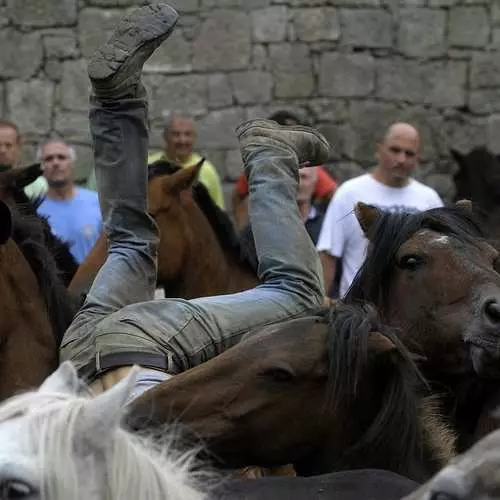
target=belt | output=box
[78,351,171,382]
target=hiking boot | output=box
[236,119,330,167]
[87,3,179,98]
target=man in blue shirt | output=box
[37,139,102,264]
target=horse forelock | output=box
[0,387,207,500]
[345,206,485,310]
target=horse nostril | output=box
[484,300,500,324]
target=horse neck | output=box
[0,243,57,400]
[169,210,258,299]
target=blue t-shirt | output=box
[37,188,102,264]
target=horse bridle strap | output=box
[78,351,172,382]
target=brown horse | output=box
[346,201,500,451]
[451,147,500,242]
[0,199,78,400]
[0,164,79,286]
[128,303,455,482]
[69,160,258,298]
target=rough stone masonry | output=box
[1,0,500,205]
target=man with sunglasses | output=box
[37,139,102,264]
[317,122,443,298]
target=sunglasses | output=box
[43,154,68,162]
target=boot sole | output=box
[88,3,179,82]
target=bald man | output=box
[317,122,443,298]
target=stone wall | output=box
[2,0,500,205]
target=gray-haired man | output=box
[59,3,329,400]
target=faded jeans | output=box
[59,87,324,381]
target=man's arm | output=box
[319,251,336,297]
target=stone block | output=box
[229,71,272,104]
[376,60,466,107]
[428,0,459,5]
[269,44,314,98]
[6,79,54,136]
[54,111,91,142]
[448,7,490,48]
[307,99,349,122]
[252,6,288,42]
[223,149,244,181]
[0,6,8,28]
[86,0,148,5]
[334,0,380,5]
[425,173,455,204]
[208,74,233,109]
[43,35,79,59]
[144,31,192,73]
[397,8,446,57]
[319,53,375,97]
[251,44,268,70]
[152,75,208,119]
[60,59,91,112]
[78,8,126,59]
[434,114,487,156]
[193,10,251,71]
[0,29,42,79]
[166,0,200,12]
[493,0,500,24]
[0,83,4,118]
[72,144,95,182]
[340,9,392,48]
[197,108,245,149]
[470,53,500,88]
[468,89,500,114]
[293,8,340,42]
[44,59,63,81]
[202,0,271,8]
[8,0,77,27]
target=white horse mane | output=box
[0,363,206,500]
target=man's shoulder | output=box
[332,174,372,200]
[408,179,442,202]
[76,187,99,203]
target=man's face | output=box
[165,117,195,162]
[297,167,317,203]
[0,126,21,168]
[42,141,73,187]
[376,131,420,183]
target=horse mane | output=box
[316,303,454,480]
[149,160,257,273]
[9,204,79,345]
[345,206,485,310]
[0,387,206,500]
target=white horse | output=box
[404,425,500,500]
[0,362,206,500]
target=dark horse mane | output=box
[9,203,79,345]
[149,160,257,273]
[345,206,485,310]
[310,303,451,480]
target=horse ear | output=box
[455,199,472,213]
[38,361,80,394]
[78,366,139,447]
[0,200,12,245]
[368,331,397,354]
[450,149,465,167]
[355,202,380,237]
[164,158,205,195]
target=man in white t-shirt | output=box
[317,122,443,298]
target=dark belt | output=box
[78,351,171,382]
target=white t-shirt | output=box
[316,174,444,297]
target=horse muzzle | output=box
[470,344,500,378]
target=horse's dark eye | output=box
[429,491,461,500]
[398,254,425,271]
[0,480,34,499]
[261,367,295,383]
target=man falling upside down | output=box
[60,3,330,401]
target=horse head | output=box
[349,201,500,379]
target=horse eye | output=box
[0,480,34,499]
[429,491,461,500]
[261,367,295,383]
[398,254,425,271]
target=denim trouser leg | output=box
[60,93,324,378]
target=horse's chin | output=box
[470,345,500,379]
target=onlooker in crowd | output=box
[317,122,443,298]
[148,111,225,209]
[37,139,102,264]
[0,120,48,198]
[232,110,337,230]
